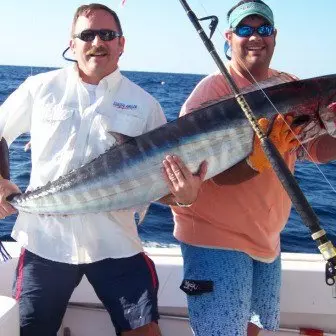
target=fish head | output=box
[318,75,336,108]
[286,75,336,143]
[317,75,336,137]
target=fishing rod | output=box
[178,0,336,286]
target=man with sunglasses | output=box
[172,0,336,335]
[0,3,186,336]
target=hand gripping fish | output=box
[7,74,336,215]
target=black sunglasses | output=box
[233,24,274,38]
[73,29,122,42]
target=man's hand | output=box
[162,155,207,206]
[0,179,21,218]
[319,102,336,137]
[247,115,301,173]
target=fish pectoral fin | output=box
[108,131,133,145]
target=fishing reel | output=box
[198,15,218,39]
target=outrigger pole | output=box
[178,0,336,286]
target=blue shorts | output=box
[180,243,281,336]
[12,249,159,336]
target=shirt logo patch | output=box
[113,101,137,110]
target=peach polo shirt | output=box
[172,65,299,261]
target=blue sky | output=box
[1,0,335,78]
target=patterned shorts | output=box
[180,243,281,336]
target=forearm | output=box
[212,159,258,186]
[157,193,176,206]
[308,134,336,163]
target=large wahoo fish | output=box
[8,74,336,215]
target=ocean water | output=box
[0,65,335,254]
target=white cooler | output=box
[0,296,19,336]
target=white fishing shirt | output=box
[0,65,166,264]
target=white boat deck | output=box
[1,243,335,336]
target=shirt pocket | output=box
[97,110,146,137]
[34,104,75,136]
[32,104,76,158]
[40,106,74,122]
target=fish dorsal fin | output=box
[108,131,133,145]
[240,71,296,95]
[196,71,296,110]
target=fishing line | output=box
[179,0,336,285]
[196,0,336,195]
[122,1,336,291]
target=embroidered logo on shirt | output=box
[113,101,137,110]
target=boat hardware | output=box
[67,302,336,335]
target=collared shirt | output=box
[0,65,166,264]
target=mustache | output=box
[86,46,108,56]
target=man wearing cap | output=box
[171,0,336,335]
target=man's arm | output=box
[299,103,336,163]
[158,155,207,206]
[158,193,175,205]
[313,135,336,162]
[303,134,336,163]
[0,77,34,218]
[0,78,32,146]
